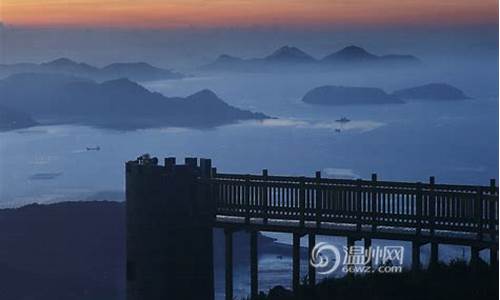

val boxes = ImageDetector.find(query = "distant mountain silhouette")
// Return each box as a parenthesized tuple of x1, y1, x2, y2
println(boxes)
(0, 58, 183, 81)
(202, 45, 420, 72)
(392, 83, 470, 100)
(0, 73, 269, 130)
(264, 46, 316, 63)
(0, 105, 38, 131)
(302, 85, 404, 105)
(322, 45, 420, 65)
(101, 62, 183, 81)
(322, 45, 378, 62)
(40, 57, 99, 75)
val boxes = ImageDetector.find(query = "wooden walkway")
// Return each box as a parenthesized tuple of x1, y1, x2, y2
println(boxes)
(211, 171, 498, 246)
(207, 169, 498, 300)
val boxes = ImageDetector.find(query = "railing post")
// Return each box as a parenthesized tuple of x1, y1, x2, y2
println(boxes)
(429, 178, 438, 270)
(356, 179, 362, 232)
(292, 233, 301, 296)
(300, 177, 306, 228)
(315, 171, 322, 228)
(262, 169, 268, 225)
(250, 230, 258, 299)
(224, 229, 233, 300)
(371, 173, 377, 232)
(416, 182, 422, 236)
(308, 233, 316, 287)
(429, 176, 435, 236)
(476, 187, 484, 240)
(245, 175, 251, 224)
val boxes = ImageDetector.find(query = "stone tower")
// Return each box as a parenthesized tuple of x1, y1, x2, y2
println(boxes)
(126, 155, 214, 300)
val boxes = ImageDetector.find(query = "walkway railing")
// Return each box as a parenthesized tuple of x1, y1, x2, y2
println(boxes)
(212, 172, 498, 240)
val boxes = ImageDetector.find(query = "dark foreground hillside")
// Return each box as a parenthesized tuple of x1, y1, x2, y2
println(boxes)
(0, 201, 294, 300)
(260, 261, 498, 300)
(0, 201, 126, 300)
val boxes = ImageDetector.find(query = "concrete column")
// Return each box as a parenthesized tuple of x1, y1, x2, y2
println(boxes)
(364, 238, 372, 268)
(250, 231, 258, 299)
(347, 237, 355, 273)
(292, 233, 301, 295)
(412, 242, 421, 271)
(490, 245, 498, 269)
(471, 246, 480, 271)
(308, 234, 316, 286)
(225, 229, 233, 300)
(430, 243, 439, 269)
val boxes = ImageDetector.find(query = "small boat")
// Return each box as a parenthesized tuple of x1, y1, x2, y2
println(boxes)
(276, 255, 283, 260)
(335, 128, 341, 133)
(86, 146, 101, 151)
(335, 117, 350, 123)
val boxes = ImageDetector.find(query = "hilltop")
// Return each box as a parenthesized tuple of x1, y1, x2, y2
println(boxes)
(392, 83, 470, 101)
(0, 58, 184, 82)
(201, 45, 420, 72)
(0, 73, 270, 130)
(302, 85, 404, 105)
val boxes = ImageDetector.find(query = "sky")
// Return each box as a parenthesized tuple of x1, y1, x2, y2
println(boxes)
(1, 0, 498, 29)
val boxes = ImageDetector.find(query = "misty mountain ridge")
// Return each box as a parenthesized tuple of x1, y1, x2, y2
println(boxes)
(302, 82, 468, 105)
(302, 85, 404, 106)
(0, 73, 269, 130)
(322, 45, 378, 61)
(264, 46, 316, 63)
(392, 83, 470, 100)
(0, 58, 184, 82)
(202, 45, 421, 72)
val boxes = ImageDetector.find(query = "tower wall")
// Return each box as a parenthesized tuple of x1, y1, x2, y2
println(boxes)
(126, 155, 214, 300)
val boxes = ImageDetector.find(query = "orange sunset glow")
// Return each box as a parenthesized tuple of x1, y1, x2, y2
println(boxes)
(1, 0, 498, 28)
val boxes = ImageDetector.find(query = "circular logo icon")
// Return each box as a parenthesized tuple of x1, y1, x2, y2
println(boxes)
(309, 242, 341, 275)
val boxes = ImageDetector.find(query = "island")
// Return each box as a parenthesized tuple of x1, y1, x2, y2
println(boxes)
(302, 85, 404, 105)
(0, 73, 270, 130)
(321, 45, 420, 66)
(0, 105, 38, 131)
(0, 58, 184, 82)
(392, 83, 470, 100)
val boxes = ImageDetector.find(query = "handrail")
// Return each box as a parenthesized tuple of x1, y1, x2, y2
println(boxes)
(212, 172, 498, 241)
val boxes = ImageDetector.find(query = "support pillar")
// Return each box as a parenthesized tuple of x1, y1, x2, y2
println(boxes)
(490, 245, 498, 269)
(308, 234, 316, 286)
(250, 231, 258, 299)
(292, 233, 301, 295)
(347, 237, 355, 274)
(412, 242, 421, 271)
(364, 238, 372, 268)
(225, 229, 233, 300)
(430, 243, 439, 269)
(471, 246, 480, 271)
